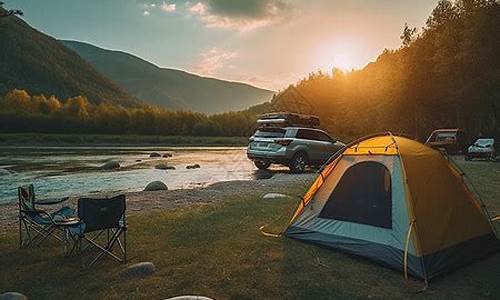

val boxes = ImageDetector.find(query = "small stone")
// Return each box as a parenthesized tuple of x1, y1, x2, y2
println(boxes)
(186, 164, 201, 169)
(164, 296, 214, 300)
(155, 163, 175, 170)
(100, 161, 120, 170)
(0, 292, 28, 300)
(262, 193, 290, 199)
(144, 181, 169, 191)
(121, 262, 155, 278)
(150, 152, 162, 158)
(162, 153, 173, 158)
(136, 159, 142, 162)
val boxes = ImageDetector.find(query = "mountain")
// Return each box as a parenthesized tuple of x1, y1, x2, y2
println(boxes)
(0, 14, 137, 106)
(62, 40, 275, 114)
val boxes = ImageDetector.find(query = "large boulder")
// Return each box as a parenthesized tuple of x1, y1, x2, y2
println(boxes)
(155, 163, 175, 170)
(150, 152, 162, 158)
(100, 160, 120, 170)
(144, 181, 168, 191)
(0, 292, 28, 300)
(120, 262, 155, 278)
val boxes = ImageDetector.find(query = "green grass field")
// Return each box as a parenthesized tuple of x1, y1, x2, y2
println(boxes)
(0, 160, 499, 299)
(0, 133, 249, 147)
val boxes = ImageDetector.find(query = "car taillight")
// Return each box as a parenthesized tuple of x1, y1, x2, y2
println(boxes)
(275, 139, 292, 146)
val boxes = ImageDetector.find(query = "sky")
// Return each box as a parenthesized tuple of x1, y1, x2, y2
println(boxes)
(14, 0, 439, 91)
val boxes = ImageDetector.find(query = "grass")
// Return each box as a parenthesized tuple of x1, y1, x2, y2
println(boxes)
(0, 161, 499, 299)
(0, 133, 249, 147)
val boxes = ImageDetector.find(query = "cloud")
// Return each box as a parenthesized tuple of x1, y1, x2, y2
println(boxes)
(192, 47, 237, 76)
(160, 2, 176, 12)
(186, 0, 292, 31)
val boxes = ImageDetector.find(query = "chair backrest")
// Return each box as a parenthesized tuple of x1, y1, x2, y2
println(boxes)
(77, 195, 126, 233)
(18, 184, 35, 212)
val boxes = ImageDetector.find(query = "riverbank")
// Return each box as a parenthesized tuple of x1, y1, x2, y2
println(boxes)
(0, 172, 315, 233)
(0, 133, 249, 147)
(1, 169, 499, 299)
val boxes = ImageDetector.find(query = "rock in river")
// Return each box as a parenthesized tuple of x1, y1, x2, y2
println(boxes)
(155, 163, 175, 170)
(144, 181, 168, 191)
(162, 153, 173, 158)
(100, 160, 120, 170)
(150, 152, 162, 158)
(186, 164, 201, 169)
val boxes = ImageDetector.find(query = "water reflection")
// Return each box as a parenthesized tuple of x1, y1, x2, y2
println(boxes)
(0, 146, 289, 204)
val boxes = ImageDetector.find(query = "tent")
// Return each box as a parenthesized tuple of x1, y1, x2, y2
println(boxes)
(285, 133, 500, 281)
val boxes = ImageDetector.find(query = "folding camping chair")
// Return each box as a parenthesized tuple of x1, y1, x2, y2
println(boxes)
(66, 195, 127, 267)
(18, 184, 74, 248)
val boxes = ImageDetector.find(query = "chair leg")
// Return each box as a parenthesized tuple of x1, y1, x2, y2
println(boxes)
(19, 216, 22, 248)
(85, 228, 125, 267)
(124, 229, 127, 264)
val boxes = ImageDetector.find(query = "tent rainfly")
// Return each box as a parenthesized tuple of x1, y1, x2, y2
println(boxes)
(286, 133, 500, 281)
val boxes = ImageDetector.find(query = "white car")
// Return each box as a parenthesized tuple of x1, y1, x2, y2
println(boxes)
(465, 138, 496, 161)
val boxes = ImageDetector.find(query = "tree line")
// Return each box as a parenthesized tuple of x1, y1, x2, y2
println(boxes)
(270, 0, 500, 142)
(0, 89, 258, 136)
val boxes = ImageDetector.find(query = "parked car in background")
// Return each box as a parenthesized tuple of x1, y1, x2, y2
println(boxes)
(425, 128, 466, 154)
(247, 113, 345, 173)
(466, 138, 496, 161)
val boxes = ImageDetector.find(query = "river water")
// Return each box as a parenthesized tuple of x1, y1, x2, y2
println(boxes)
(0, 146, 282, 204)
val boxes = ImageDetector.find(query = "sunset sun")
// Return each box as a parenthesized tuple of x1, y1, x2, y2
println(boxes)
(314, 39, 366, 72)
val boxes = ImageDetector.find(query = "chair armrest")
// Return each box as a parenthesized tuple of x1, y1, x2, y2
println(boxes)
(21, 208, 56, 224)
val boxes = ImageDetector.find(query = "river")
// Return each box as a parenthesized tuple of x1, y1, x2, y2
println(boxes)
(0, 146, 283, 204)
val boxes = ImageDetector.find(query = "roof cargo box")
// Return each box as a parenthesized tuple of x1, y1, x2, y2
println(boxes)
(257, 112, 320, 128)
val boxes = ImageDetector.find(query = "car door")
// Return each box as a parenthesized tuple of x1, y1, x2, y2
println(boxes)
(313, 131, 338, 162)
(295, 129, 322, 162)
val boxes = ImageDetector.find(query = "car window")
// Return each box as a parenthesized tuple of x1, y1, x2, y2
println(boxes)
(296, 129, 317, 140)
(315, 131, 332, 142)
(296, 129, 331, 142)
(435, 132, 457, 142)
(253, 128, 284, 138)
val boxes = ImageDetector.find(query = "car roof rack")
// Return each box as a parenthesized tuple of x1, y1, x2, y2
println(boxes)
(257, 112, 320, 128)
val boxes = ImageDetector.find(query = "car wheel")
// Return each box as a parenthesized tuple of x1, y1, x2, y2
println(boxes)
(289, 152, 307, 173)
(465, 155, 471, 161)
(254, 160, 271, 170)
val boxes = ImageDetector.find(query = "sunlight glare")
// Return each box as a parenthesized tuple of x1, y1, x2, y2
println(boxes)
(313, 39, 365, 72)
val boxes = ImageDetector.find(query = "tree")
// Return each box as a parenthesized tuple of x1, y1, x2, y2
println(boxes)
(0, 2, 23, 17)
(400, 23, 417, 47)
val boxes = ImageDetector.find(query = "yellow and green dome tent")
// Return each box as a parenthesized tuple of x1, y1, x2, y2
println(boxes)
(286, 133, 500, 281)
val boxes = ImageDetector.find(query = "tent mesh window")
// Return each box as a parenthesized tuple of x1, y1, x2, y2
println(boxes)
(318, 161, 393, 229)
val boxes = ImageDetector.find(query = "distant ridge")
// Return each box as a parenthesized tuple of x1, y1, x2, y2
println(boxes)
(0, 15, 137, 106)
(62, 40, 275, 114)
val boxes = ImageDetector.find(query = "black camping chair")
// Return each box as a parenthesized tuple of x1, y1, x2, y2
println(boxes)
(18, 184, 75, 248)
(66, 195, 127, 267)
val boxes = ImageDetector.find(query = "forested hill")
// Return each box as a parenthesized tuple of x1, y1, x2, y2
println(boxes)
(62, 40, 275, 114)
(0, 14, 137, 106)
(269, 0, 500, 141)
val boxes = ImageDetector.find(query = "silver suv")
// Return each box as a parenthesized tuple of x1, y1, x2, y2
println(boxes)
(247, 126, 345, 173)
